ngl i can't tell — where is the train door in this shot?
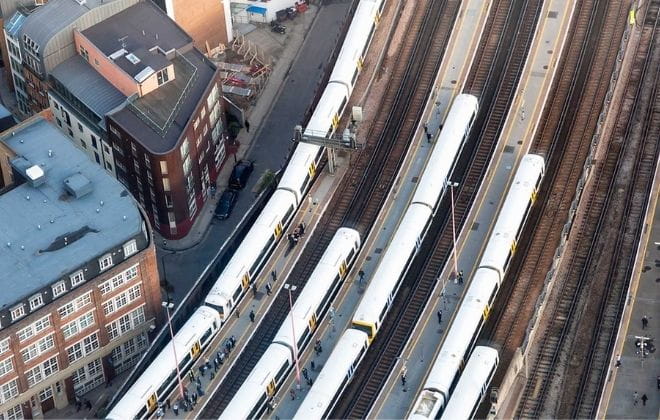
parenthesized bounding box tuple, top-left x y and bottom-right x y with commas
(191, 341, 201, 359)
(274, 221, 283, 239)
(242, 272, 251, 290)
(146, 393, 157, 414)
(309, 314, 318, 332)
(266, 379, 277, 397)
(339, 260, 348, 278)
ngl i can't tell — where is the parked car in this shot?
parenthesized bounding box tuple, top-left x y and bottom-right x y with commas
(214, 189, 238, 219)
(229, 160, 254, 190)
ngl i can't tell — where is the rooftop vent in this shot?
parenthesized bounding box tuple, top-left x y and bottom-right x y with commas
(109, 48, 127, 60)
(63, 173, 92, 199)
(126, 53, 141, 65)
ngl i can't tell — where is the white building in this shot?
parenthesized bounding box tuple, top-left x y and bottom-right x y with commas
(3, 10, 31, 116)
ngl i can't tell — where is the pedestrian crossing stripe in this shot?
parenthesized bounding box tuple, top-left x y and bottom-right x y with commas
(266, 379, 277, 397)
(191, 341, 201, 358)
(339, 261, 348, 277)
(483, 304, 491, 320)
(309, 313, 317, 331)
(332, 113, 340, 131)
(510, 239, 517, 254)
(147, 393, 157, 411)
(308, 161, 317, 178)
(242, 272, 251, 289)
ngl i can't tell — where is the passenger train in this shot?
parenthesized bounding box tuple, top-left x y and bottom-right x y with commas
(219, 228, 361, 419)
(293, 93, 479, 420)
(408, 153, 545, 420)
(107, 0, 384, 418)
(439, 346, 499, 420)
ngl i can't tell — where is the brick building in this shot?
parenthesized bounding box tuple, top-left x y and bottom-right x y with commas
(65, 1, 229, 239)
(0, 114, 162, 419)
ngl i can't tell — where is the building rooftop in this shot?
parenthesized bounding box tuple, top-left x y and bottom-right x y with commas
(0, 116, 144, 310)
(19, 0, 121, 73)
(88, 1, 217, 154)
(51, 55, 127, 119)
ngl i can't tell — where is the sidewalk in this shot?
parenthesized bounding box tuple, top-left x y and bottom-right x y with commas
(156, 5, 322, 252)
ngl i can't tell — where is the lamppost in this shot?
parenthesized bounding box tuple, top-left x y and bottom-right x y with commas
(162, 300, 185, 400)
(283, 284, 301, 390)
(446, 181, 460, 281)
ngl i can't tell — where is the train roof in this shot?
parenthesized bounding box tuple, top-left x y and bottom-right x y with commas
(305, 83, 347, 136)
(107, 306, 220, 418)
(353, 205, 431, 323)
(411, 94, 478, 207)
(278, 142, 321, 197)
(294, 329, 368, 419)
(328, 0, 382, 85)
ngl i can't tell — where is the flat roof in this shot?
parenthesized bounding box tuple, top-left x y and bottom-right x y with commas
(89, 2, 217, 154)
(51, 55, 127, 118)
(0, 116, 144, 310)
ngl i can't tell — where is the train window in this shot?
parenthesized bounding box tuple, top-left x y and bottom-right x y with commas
(137, 406, 147, 419)
(339, 97, 347, 115)
(232, 286, 242, 303)
(468, 111, 476, 131)
(378, 303, 389, 323)
(298, 326, 311, 350)
(347, 247, 355, 263)
(200, 327, 213, 345)
(249, 395, 266, 420)
(283, 204, 294, 224)
(351, 68, 359, 86)
(275, 360, 289, 382)
(314, 147, 324, 163)
(178, 353, 192, 371)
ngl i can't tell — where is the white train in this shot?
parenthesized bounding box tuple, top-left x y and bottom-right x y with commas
(440, 346, 499, 420)
(219, 228, 361, 419)
(293, 94, 479, 420)
(409, 154, 545, 420)
(107, 307, 221, 419)
(107, 0, 384, 418)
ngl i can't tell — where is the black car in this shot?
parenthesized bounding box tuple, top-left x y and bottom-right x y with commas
(229, 160, 254, 190)
(214, 189, 238, 219)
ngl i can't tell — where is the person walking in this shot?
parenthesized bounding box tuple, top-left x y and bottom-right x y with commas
(358, 270, 365, 285)
(401, 372, 407, 386)
(290, 389, 296, 400)
(252, 283, 258, 297)
(166, 398, 171, 410)
(641, 393, 648, 406)
(458, 270, 464, 284)
(250, 310, 255, 322)
(271, 270, 277, 282)
(633, 391, 639, 405)
(311, 360, 316, 371)
(642, 315, 648, 329)
(173, 403, 179, 416)
(302, 367, 309, 380)
(615, 354, 621, 367)
(266, 282, 272, 296)
(245, 119, 251, 133)
(437, 309, 442, 324)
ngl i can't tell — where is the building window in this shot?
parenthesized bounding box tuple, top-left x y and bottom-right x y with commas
(99, 254, 113, 272)
(29, 294, 43, 311)
(53, 102, 59, 110)
(38, 385, 53, 402)
(0, 378, 19, 404)
(180, 138, 189, 159)
(123, 240, 138, 257)
(0, 357, 13, 377)
(17, 315, 51, 342)
(109, 125, 120, 137)
(102, 284, 142, 315)
(52, 281, 66, 298)
(193, 117, 199, 131)
(58, 292, 92, 319)
(165, 193, 173, 208)
(62, 311, 95, 340)
(20, 334, 54, 363)
(77, 122, 83, 132)
(80, 139, 87, 149)
(106, 305, 146, 341)
(10, 305, 25, 321)
(157, 69, 169, 85)
(3, 403, 23, 420)
(80, 46, 89, 61)
(162, 177, 170, 192)
(25, 356, 59, 388)
(66, 332, 99, 364)
(0, 338, 9, 355)
(160, 160, 168, 175)
(98, 264, 138, 295)
(56, 118, 62, 127)
(70, 270, 85, 287)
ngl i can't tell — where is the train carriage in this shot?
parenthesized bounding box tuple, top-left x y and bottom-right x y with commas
(204, 189, 297, 320)
(106, 307, 221, 420)
(294, 329, 370, 420)
(440, 346, 499, 420)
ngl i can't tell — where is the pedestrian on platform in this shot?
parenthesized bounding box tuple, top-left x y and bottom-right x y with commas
(250, 310, 255, 322)
(236, 308, 240, 318)
(437, 309, 442, 324)
(290, 389, 296, 400)
(302, 367, 309, 380)
(615, 354, 621, 367)
(307, 377, 313, 386)
(205, 358, 211, 371)
(156, 407, 164, 419)
(173, 403, 179, 415)
(458, 270, 464, 284)
(358, 270, 365, 285)
(196, 377, 202, 387)
(198, 365, 205, 377)
(311, 360, 316, 371)
(299, 222, 305, 235)
(633, 391, 639, 405)
(266, 282, 272, 295)
(245, 119, 251, 133)
(230, 335, 236, 348)
(189, 370, 195, 382)
(252, 283, 258, 297)
(642, 315, 648, 329)
(401, 372, 407, 386)
(426, 132, 432, 142)
(166, 398, 171, 410)
(271, 270, 277, 282)
(641, 393, 648, 406)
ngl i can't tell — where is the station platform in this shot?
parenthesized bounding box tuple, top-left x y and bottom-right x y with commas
(368, 0, 576, 416)
(600, 174, 660, 419)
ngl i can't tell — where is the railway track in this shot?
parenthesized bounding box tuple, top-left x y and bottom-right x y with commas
(516, 1, 660, 417)
(330, 0, 544, 417)
(477, 0, 629, 410)
(197, 0, 456, 415)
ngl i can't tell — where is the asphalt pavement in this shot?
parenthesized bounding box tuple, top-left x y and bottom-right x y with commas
(160, 1, 353, 304)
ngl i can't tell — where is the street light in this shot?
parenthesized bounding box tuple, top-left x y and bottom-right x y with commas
(446, 181, 460, 281)
(283, 284, 301, 390)
(162, 300, 185, 400)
